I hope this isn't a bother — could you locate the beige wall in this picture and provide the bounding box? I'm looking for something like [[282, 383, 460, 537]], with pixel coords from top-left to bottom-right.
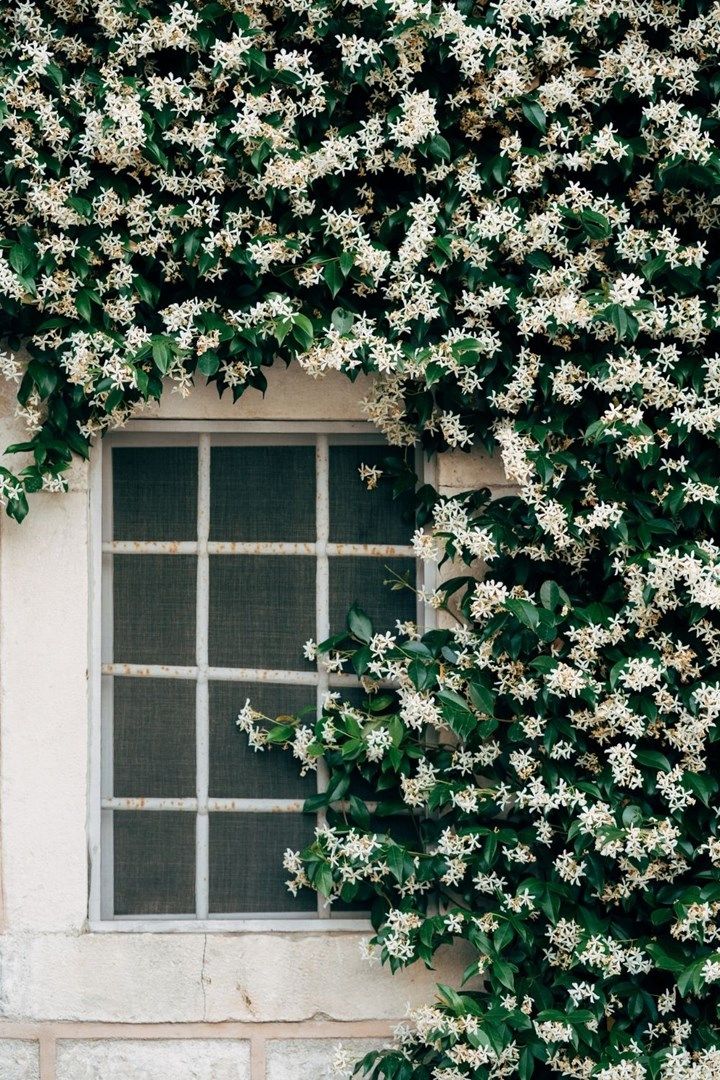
[[0, 364, 501, 1079]]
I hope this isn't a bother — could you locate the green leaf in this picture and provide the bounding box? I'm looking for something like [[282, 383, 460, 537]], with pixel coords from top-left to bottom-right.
[[28, 361, 58, 400], [505, 597, 539, 630], [331, 307, 355, 334], [646, 942, 686, 974], [642, 253, 667, 282], [521, 99, 546, 132], [635, 749, 671, 773], [579, 208, 611, 240], [437, 689, 475, 739], [152, 338, 173, 374], [348, 794, 371, 829], [609, 304, 628, 340], [685, 772, 719, 806], [519, 1047, 535, 1080], [339, 250, 355, 276], [310, 861, 334, 897], [436, 984, 466, 1013], [8, 244, 31, 275], [104, 387, 124, 413], [386, 844, 415, 884], [492, 958, 515, 990], [347, 604, 373, 643], [197, 352, 220, 376], [539, 580, 570, 611], [467, 679, 495, 714], [323, 261, 343, 298], [75, 289, 96, 323], [368, 694, 395, 713], [326, 771, 350, 802], [461, 960, 481, 986], [4, 441, 36, 454], [303, 792, 330, 813], [66, 431, 90, 459], [428, 134, 451, 160], [67, 195, 93, 219], [5, 488, 29, 523], [292, 313, 314, 349], [408, 656, 434, 690], [351, 645, 372, 675], [265, 723, 296, 744]]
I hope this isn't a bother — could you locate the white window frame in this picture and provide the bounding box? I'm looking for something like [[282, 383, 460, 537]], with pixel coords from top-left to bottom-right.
[[88, 419, 433, 932]]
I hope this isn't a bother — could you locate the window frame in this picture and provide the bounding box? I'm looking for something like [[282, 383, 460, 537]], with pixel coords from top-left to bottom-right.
[[88, 419, 433, 932]]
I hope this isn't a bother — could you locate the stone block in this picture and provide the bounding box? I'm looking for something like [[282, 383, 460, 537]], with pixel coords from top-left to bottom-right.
[[266, 1038, 386, 1080], [0, 1040, 40, 1080], [56, 1039, 250, 1080]]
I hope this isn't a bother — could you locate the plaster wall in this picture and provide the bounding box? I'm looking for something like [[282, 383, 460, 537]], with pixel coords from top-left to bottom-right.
[[0, 365, 505, 1078]]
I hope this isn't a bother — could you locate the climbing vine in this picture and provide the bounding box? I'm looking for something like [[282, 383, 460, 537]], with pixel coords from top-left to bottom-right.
[[2, 0, 720, 1078]]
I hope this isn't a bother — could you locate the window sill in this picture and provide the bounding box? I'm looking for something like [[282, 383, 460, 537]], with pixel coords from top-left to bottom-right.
[[88, 918, 372, 934]]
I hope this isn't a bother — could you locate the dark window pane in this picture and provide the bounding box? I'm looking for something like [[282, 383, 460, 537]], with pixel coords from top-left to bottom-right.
[[209, 813, 317, 913], [329, 445, 413, 544], [113, 556, 196, 666], [208, 556, 315, 670], [371, 812, 423, 848], [209, 682, 316, 798], [332, 894, 373, 914], [113, 447, 197, 541], [330, 557, 416, 636], [210, 446, 315, 542], [113, 679, 196, 798], [114, 812, 195, 915], [331, 687, 371, 711]]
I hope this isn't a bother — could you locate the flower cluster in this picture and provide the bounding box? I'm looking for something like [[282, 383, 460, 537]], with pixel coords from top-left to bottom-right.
[[245, 553, 720, 1080]]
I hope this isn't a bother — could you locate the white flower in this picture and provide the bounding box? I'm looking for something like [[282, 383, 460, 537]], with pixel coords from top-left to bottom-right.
[[609, 274, 645, 307], [303, 639, 317, 661]]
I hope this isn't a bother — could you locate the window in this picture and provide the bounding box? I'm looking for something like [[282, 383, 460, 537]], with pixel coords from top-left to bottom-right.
[[90, 424, 421, 928]]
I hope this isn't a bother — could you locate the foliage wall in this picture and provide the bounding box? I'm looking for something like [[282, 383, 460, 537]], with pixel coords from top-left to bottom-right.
[[2, 1, 720, 1078]]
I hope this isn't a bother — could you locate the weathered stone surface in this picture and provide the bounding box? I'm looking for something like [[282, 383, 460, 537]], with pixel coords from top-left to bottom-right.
[[0, 1040, 40, 1080], [156, 362, 372, 421], [0, 490, 89, 936], [202, 935, 469, 1023], [266, 1038, 387, 1080], [437, 447, 512, 492], [1, 931, 467, 1023], [0, 934, 206, 1021], [56, 1039, 250, 1080]]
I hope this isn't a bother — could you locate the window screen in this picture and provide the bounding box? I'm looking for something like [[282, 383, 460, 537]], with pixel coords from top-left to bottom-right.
[[99, 432, 418, 922]]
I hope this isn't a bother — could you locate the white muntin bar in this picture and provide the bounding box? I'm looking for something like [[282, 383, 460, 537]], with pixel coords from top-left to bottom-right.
[[101, 797, 308, 813], [328, 543, 415, 557], [209, 541, 315, 555], [102, 797, 199, 811], [102, 540, 199, 555], [99, 439, 115, 920], [209, 665, 318, 684], [102, 662, 199, 679], [195, 434, 211, 919], [101, 662, 374, 687], [101, 540, 414, 557], [314, 435, 333, 919], [88, 441, 108, 922]]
